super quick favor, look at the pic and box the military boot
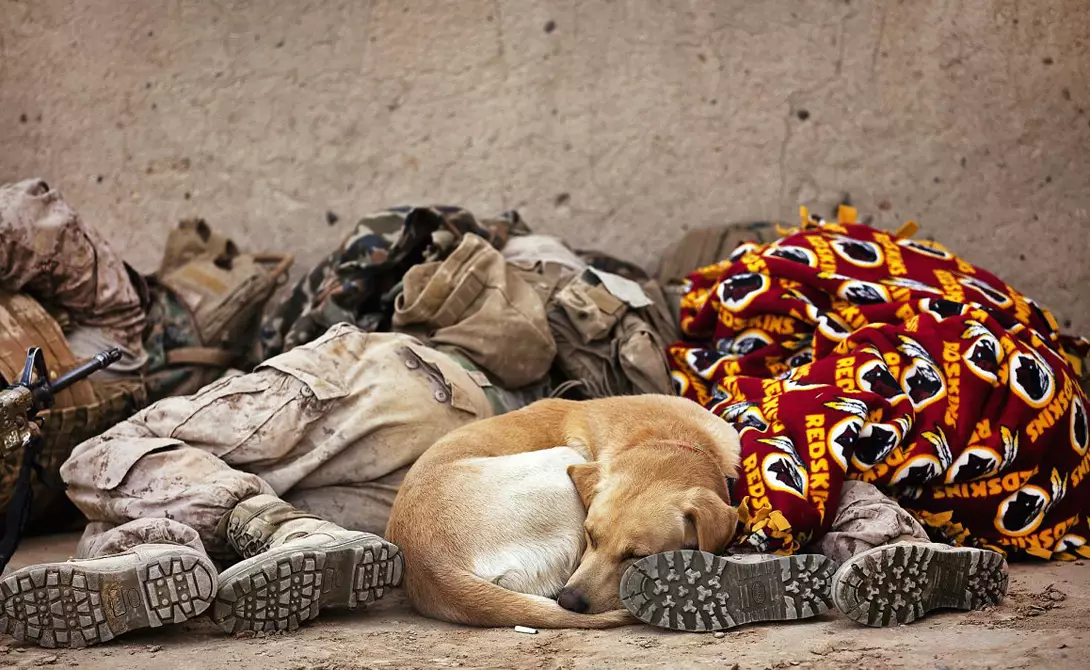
[622,544,1009,632]
[0,543,216,648]
[212,495,403,635]
[830,541,1008,626]
[620,550,837,632]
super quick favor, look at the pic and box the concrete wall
[2,0,1088,330]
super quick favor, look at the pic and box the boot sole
[620,550,836,632]
[833,543,1008,627]
[212,535,403,634]
[0,549,217,648]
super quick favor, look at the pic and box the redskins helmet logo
[837,280,891,306]
[1072,397,1088,456]
[963,333,1003,384]
[1026,296,1061,333]
[717,272,770,312]
[686,348,729,380]
[824,397,869,420]
[857,359,905,400]
[671,371,692,396]
[762,452,808,499]
[831,236,884,268]
[1008,350,1056,408]
[766,245,817,267]
[959,275,1013,308]
[995,485,1050,537]
[715,337,740,356]
[729,242,760,264]
[784,378,825,392]
[898,238,952,259]
[730,329,773,357]
[737,406,770,433]
[826,416,861,472]
[901,359,947,411]
[1055,533,1087,555]
[922,425,954,472]
[716,401,770,434]
[806,305,851,341]
[999,425,1020,469]
[891,454,942,485]
[851,423,901,469]
[920,298,968,320]
[787,347,813,368]
[899,485,924,501]
[945,447,1001,484]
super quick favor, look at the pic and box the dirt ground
[0,534,1084,670]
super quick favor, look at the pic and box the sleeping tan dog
[385,394,743,628]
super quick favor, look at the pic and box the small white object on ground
[713,631,727,639]
[514,626,538,635]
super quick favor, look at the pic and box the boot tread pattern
[0,553,215,649]
[620,550,835,632]
[213,537,403,634]
[835,544,1008,627]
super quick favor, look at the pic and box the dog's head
[557,444,742,614]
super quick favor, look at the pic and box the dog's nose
[557,587,589,613]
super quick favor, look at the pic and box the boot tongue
[277,530,311,546]
[225,495,324,559]
[268,517,330,548]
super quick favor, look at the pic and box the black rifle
[0,347,122,572]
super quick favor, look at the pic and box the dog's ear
[567,462,601,509]
[683,488,740,553]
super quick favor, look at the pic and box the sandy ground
[0,534,1085,670]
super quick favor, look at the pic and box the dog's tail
[408,569,634,629]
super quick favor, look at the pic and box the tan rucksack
[143,218,293,400]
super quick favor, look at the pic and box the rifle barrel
[50,348,123,393]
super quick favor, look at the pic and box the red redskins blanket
[668,207,1090,560]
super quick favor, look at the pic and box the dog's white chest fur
[454,446,587,598]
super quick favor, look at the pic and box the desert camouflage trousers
[815,480,930,563]
[60,325,514,564]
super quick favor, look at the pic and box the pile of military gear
[259,205,680,401]
[0,180,682,541]
[0,179,290,531]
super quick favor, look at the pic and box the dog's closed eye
[585,528,599,550]
[620,549,649,562]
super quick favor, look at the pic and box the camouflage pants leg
[60,326,495,563]
[816,480,931,564]
[77,519,208,560]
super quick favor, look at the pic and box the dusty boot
[831,541,1008,627]
[619,550,836,632]
[212,495,403,635]
[0,544,216,648]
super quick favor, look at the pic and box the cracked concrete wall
[2,0,1088,330]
